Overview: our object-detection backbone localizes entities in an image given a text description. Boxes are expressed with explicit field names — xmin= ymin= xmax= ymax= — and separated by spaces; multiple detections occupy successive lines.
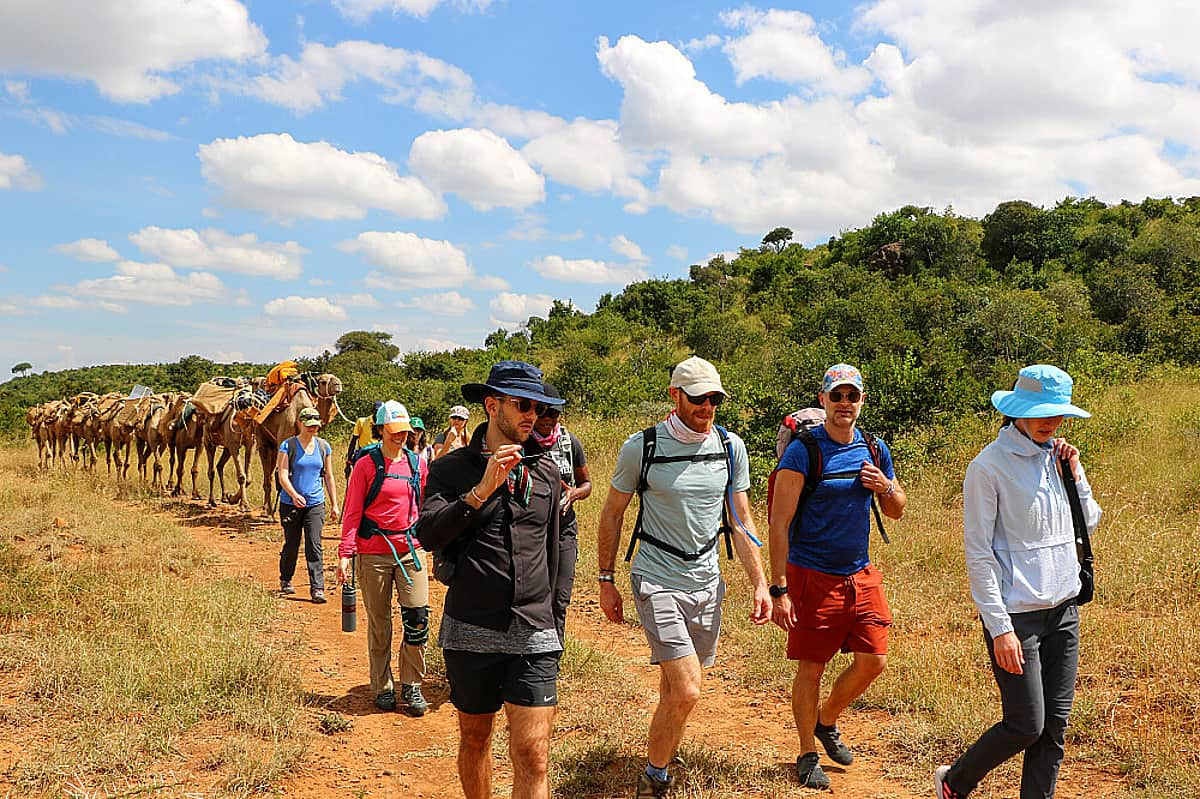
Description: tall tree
xmin=11 ymin=362 xmax=32 ymax=377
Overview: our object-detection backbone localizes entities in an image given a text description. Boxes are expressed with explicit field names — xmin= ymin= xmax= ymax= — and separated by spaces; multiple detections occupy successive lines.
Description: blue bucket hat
xmin=991 ymin=364 xmax=1090 ymax=419
xmin=461 ymin=360 xmax=566 ymax=406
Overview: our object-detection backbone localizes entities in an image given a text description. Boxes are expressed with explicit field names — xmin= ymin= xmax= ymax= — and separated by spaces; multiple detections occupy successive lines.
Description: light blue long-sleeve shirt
xmin=963 ymin=424 xmax=1101 ymax=637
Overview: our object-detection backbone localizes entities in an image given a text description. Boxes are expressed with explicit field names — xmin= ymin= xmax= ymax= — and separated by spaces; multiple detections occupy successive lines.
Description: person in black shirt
xmin=418 ymin=361 xmax=566 ymax=799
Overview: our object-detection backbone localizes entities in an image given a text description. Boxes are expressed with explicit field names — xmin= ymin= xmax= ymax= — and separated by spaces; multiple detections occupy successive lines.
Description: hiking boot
xmin=279 ymin=580 xmax=295 ymax=595
xmin=311 ymin=589 xmax=327 ymax=604
xmin=401 ymin=683 xmax=429 ymax=716
xmin=796 ymin=752 xmax=831 ymax=790
xmin=934 ymin=765 xmax=964 ymax=799
xmin=635 ymin=771 xmax=674 ymax=798
xmin=374 ymin=691 xmax=396 ymax=712
xmin=815 ymin=720 xmax=854 ymax=765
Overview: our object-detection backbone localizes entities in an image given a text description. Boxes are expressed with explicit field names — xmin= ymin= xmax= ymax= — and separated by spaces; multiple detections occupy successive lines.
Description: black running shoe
xmin=815 ymin=721 xmax=854 ymax=766
xmin=796 ymin=752 xmax=831 ymax=790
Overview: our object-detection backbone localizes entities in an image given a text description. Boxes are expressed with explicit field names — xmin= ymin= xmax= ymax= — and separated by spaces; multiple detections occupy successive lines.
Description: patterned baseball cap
xmin=374 ymin=400 xmax=413 ymax=433
xmin=822 ymin=364 xmax=863 ymax=393
xmin=298 ymin=407 xmax=322 ymax=427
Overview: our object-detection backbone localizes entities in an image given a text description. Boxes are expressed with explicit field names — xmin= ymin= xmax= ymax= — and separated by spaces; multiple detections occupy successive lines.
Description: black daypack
xmin=787 ymin=428 xmax=891 ymax=544
xmin=624 ymin=424 xmax=736 ymax=563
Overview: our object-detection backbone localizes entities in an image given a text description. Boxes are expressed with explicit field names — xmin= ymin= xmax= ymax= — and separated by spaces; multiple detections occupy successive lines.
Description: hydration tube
xmin=726 ymin=482 xmax=763 ymax=547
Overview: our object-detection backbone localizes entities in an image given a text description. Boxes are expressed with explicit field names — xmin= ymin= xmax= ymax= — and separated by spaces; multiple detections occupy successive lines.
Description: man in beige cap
xmin=597 ymin=355 xmax=770 ymax=798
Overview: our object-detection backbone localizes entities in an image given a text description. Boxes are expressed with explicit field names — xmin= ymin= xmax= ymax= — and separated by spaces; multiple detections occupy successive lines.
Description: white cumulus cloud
xmin=409 ymin=128 xmax=544 ymax=211
xmin=489 ymin=291 xmax=556 ymax=329
xmin=339 ymin=231 xmax=472 ymax=289
xmin=129 ymin=226 xmax=306 ymax=279
xmin=30 ymin=295 xmax=83 ymax=309
xmin=71 ymin=261 xmax=227 ymax=306
xmin=522 ymin=119 xmax=648 ymax=201
xmin=54 ymin=238 xmax=119 ymax=262
xmin=198 ymin=133 xmax=446 ymax=222
xmin=242 ymin=40 xmax=475 ymax=116
xmin=720 ymin=8 xmax=872 ymax=94
xmin=0 ymin=0 xmax=266 ymax=103
xmin=399 ymin=291 xmax=474 ymax=316
xmin=610 ymin=235 xmax=649 ymax=263
xmin=0 ymin=152 xmax=41 ymax=190
xmin=530 ymin=255 xmax=648 ymax=285
xmin=476 ymin=275 xmax=510 ymax=291
xmin=264 ymin=296 xmax=347 ymax=320
xmin=333 ymin=0 xmax=494 ymax=22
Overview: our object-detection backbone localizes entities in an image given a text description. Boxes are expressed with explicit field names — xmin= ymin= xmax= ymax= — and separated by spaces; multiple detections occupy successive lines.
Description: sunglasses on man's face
xmin=504 ymin=396 xmax=550 ymax=416
xmin=827 ymin=389 xmax=862 ymax=403
xmin=683 ymin=391 xmax=724 ymax=407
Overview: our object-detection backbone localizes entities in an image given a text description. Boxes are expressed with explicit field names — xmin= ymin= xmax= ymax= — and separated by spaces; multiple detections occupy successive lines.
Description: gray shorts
xmin=630 ymin=574 xmax=726 ymax=667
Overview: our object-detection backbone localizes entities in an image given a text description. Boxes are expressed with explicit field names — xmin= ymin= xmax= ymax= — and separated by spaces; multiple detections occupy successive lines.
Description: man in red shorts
xmin=767 ymin=364 xmax=908 ymax=790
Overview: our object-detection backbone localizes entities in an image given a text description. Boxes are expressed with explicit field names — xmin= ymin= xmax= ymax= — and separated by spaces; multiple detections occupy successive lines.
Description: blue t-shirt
xmin=778 ymin=426 xmax=894 ymax=575
xmin=279 ymin=437 xmax=330 ymax=507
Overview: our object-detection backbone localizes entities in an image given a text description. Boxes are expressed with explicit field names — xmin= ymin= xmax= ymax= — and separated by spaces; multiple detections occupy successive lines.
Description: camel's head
xmin=315 ymin=373 xmax=343 ymax=398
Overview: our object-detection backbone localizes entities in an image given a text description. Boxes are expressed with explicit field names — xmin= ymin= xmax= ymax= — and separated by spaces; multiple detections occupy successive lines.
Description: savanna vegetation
xmin=2 ymin=195 xmax=1199 ymax=796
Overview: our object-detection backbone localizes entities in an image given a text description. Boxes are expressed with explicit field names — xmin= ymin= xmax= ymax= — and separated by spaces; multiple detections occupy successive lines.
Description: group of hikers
xmin=269 ymin=355 xmax=1100 ymax=799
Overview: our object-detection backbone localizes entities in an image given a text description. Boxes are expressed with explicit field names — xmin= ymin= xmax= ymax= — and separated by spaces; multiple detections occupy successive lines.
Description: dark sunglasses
xmin=683 ymin=391 xmax=724 ymax=407
xmin=504 ymin=396 xmax=549 ymax=416
xmin=537 ymin=407 xmax=562 ymax=419
xmin=827 ymin=389 xmax=862 ymax=403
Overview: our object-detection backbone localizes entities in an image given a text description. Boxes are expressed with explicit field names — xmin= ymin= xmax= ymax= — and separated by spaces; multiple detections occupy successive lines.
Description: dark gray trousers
xmin=948 ymin=599 xmax=1079 ymax=799
xmin=279 ymin=502 xmax=326 ymax=592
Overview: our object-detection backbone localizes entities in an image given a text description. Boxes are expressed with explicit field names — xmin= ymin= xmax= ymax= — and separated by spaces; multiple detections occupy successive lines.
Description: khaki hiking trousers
xmin=357 ymin=551 xmax=429 ymax=695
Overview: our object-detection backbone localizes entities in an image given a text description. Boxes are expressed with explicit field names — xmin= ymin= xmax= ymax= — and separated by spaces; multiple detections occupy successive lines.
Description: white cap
xmin=669 ymin=356 xmax=726 ymax=396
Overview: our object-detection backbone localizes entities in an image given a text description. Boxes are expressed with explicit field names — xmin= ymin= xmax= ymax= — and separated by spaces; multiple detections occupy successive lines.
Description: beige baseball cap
xmin=669 ymin=356 xmax=726 ymax=396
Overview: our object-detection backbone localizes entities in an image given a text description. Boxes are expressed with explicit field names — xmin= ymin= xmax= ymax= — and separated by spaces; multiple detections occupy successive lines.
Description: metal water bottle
xmin=341 ymin=562 xmax=357 ymax=633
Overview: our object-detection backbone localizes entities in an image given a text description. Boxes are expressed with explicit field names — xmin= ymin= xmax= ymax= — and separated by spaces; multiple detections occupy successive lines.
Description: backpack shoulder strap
xmin=286 ymin=436 xmax=299 ymax=474
xmin=406 ymin=448 xmax=422 ymax=506
xmin=859 ymin=430 xmax=891 ymax=545
xmin=361 ymin=446 xmax=388 ymax=514
xmin=625 ymin=426 xmax=659 ymax=562
xmin=715 ymin=424 xmax=734 ymax=559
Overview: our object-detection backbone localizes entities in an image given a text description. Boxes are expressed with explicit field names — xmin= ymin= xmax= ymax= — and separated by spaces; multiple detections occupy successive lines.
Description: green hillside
xmin=7 ymin=195 xmax=1200 ymax=477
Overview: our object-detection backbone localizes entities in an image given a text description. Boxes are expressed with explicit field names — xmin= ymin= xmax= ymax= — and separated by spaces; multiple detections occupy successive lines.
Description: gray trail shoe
xmin=636 ymin=771 xmax=674 ymax=798
xmin=279 ymin=580 xmax=295 ymax=595
xmin=796 ymin=752 xmax=831 ymax=790
xmin=815 ymin=721 xmax=854 ymax=765
xmin=401 ymin=683 xmax=429 ymax=716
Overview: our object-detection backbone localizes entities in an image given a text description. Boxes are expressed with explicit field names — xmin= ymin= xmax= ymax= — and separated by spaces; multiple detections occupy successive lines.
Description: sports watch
xmin=769 ymin=584 xmax=788 ymax=598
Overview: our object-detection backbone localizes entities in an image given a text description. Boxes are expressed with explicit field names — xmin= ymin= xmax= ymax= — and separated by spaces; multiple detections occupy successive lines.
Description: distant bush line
xmin=7 ymin=195 xmax=1200 ymax=481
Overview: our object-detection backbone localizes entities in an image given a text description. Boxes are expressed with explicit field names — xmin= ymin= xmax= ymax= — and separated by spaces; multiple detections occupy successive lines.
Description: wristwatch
xmin=769 ymin=584 xmax=788 ymax=598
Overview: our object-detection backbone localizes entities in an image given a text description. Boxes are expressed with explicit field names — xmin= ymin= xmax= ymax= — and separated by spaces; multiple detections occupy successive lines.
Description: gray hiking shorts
xmin=631 ymin=574 xmax=726 ymax=667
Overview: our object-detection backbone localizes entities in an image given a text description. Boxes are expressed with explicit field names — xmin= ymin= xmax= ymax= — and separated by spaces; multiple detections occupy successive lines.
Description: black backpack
xmin=624 ymin=424 xmax=736 ymax=563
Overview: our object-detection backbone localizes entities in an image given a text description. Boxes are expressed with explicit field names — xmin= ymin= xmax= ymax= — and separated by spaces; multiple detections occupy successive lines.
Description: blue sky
xmin=2 ymin=1 xmax=1199 ymax=372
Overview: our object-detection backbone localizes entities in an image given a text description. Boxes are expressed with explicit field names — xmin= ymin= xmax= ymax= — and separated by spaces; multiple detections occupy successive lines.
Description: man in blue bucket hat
xmin=418 ymin=360 xmax=566 ymax=799
xmin=935 ymin=364 xmax=1100 ymax=799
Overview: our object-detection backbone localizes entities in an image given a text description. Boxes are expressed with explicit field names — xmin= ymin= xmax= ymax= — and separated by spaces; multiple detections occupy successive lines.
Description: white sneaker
xmin=933 ymin=765 xmax=959 ymax=799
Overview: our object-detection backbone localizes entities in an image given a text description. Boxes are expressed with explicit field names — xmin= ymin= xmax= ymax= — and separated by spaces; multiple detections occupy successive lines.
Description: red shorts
xmin=786 ymin=563 xmax=892 ymax=663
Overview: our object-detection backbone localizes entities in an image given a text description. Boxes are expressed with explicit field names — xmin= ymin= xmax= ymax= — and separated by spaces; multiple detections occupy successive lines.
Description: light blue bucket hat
xmin=991 ymin=364 xmax=1090 ymax=419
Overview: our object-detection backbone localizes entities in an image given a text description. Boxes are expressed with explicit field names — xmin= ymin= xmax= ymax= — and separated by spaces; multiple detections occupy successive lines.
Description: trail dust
xmin=176 ymin=499 xmax=1123 ymax=798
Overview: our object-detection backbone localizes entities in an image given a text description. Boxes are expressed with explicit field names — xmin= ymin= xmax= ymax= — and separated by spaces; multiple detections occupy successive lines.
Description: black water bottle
xmin=341 ymin=562 xmax=357 ymax=633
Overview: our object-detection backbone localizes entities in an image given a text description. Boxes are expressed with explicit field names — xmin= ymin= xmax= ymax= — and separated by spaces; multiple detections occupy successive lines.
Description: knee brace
xmin=401 ymin=605 xmax=429 ymax=646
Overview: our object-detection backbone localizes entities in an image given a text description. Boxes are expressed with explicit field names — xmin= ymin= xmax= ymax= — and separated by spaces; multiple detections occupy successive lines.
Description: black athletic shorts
xmin=443 ymin=650 xmax=560 ymax=714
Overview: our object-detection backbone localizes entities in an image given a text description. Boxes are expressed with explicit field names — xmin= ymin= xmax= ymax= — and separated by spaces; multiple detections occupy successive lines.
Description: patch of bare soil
xmin=180 ymin=501 xmax=1124 ymax=798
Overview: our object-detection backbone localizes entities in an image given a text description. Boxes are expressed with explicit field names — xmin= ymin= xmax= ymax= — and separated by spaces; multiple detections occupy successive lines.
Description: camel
xmin=67 ymin=396 xmax=99 ymax=471
xmin=200 ymin=403 xmax=256 ymax=509
xmin=28 ymin=402 xmax=60 ymax=469
xmin=49 ymin=401 xmax=75 ymax=467
xmin=135 ymin=393 xmax=178 ymax=491
xmin=253 ymin=373 xmax=343 ymax=517
xmin=99 ymin=394 xmax=142 ymax=480
xmin=169 ymin=400 xmax=208 ymax=500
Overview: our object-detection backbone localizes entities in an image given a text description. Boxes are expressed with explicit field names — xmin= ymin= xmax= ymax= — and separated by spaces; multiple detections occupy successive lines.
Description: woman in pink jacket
xmin=337 ymin=400 xmax=430 ymax=716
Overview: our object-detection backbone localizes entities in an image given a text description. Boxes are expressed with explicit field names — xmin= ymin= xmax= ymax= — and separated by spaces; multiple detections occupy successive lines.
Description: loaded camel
xmin=253 ymin=373 xmax=343 ymax=517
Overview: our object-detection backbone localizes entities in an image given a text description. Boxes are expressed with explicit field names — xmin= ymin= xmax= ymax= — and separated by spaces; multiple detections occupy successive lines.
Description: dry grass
xmin=5 ymin=377 xmax=1199 ymax=797
xmin=0 ymin=450 xmax=305 ymax=797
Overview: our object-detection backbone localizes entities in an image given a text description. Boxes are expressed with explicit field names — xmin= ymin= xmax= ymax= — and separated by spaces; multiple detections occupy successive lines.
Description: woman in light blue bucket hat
xmin=935 ymin=364 xmax=1102 ymax=799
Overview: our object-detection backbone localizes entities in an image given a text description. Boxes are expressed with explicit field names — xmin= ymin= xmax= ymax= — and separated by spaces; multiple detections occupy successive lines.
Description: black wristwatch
xmin=769 ymin=584 xmax=788 ymax=598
